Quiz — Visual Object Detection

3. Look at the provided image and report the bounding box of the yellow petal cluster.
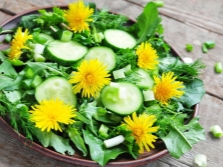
[153,71,184,104]
[122,112,159,153]
[69,59,111,98]
[29,98,76,132]
[8,27,33,60]
[64,0,94,33]
[136,42,159,70]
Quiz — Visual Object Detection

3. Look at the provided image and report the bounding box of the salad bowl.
[0,1,204,167]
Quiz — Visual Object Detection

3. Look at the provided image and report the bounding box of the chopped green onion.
[4,34,12,43]
[185,44,193,52]
[31,75,43,88]
[24,67,34,79]
[99,124,109,138]
[202,44,208,53]
[194,154,207,167]
[113,69,126,79]
[60,30,73,42]
[104,135,125,148]
[214,62,223,73]
[142,90,155,101]
[33,53,46,62]
[204,40,215,49]
[210,125,223,138]
[183,57,193,64]
[153,1,164,7]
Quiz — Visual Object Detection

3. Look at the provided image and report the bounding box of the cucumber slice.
[45,40,88,65]
[35,76,77,106]
[133,68,154,89]
[84,46,116,71]
[101,82,143,115]
[38,33,54,44]
[104,29,137,49]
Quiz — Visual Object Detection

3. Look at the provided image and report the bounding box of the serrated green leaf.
[133,2,162,44]
[34,128,75,155]
[161,117,205,158]
[67,126,88,156]
[83,128,126,167]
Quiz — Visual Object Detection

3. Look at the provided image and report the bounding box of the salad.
[0,1,206,166]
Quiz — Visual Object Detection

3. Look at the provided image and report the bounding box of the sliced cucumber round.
[38,33,54,45]
[45,40,88,65]
[100,82,143,115]
[35,76,77,106]
[104,29,137,49]
[133,68,154,89]
[84,46,116,71]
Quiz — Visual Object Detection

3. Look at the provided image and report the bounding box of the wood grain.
[0,0,223,167]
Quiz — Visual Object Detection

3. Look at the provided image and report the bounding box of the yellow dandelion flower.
[8,27,33,60]
[136,42,159,70]
[29,98,76,132]
[153,71,184,104]
[69,59,111,98]
[64,0,94,33]
[122,112,159,153]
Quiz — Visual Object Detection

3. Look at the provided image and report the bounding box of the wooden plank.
[0,12,12,25]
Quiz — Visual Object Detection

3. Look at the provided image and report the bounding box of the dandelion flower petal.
[122,112,159,153]
[136,42,159,70]
[69,59,111,98]
[153,71,184,104]
[29,99,76,132]
[64,0,94,33]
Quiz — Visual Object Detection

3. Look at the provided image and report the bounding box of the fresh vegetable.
[35,76,77,106]
[45,40,88,65]
[185,43,193,52]
[214,62,223,73]
[0,1,206,166]
[210,125,223,138]
[104,29,137,49]
[84,46,116,71]
[100,82,143,115]
[193,154,207,167]
[204,40,215,49]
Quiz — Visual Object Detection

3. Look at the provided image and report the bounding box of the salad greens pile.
[0,1,206,166]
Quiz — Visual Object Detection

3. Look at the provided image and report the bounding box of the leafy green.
[26,62,69,78]
[115,48,137,70]
[160,58,206,82]
[83,128,126,167]
[0,93,34,140]
[92,9,128,31]
[34,7,65,28]
[67,124,88,156]
[0,60,20,90]
[133,2,162,43]
[161,117,205,158]
[179,79,205,108]
[34,128,75,155]
[19,14,39,31]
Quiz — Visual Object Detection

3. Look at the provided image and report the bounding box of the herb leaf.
[180,79,205,108]
[34,128,75,155]
[83,128,126,167]
[133,2,162,44]
[161,117,205,158]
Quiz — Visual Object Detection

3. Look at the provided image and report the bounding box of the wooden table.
[0,0,223,166]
